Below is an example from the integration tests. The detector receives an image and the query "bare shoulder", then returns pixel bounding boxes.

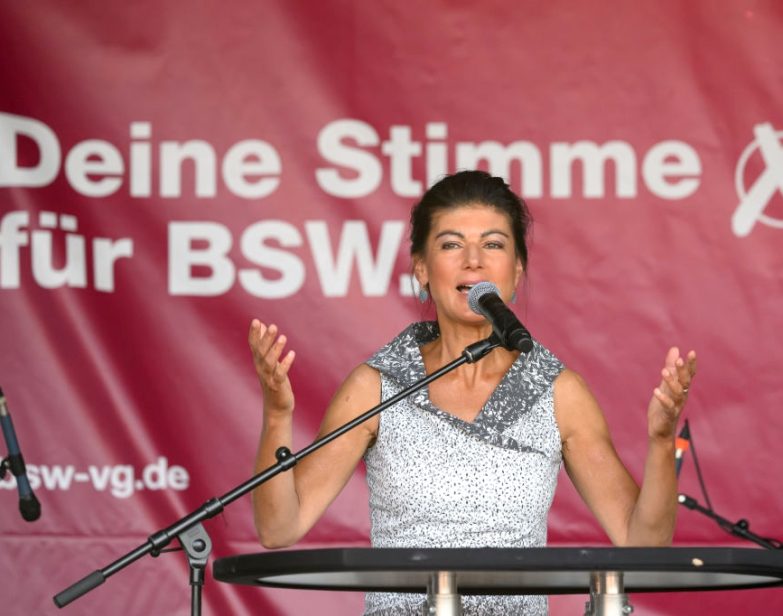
[334,363,381,408]
[553,368,595,411]
[321,363,382,438]
[342,362,381,391]
[553,368,609,443]
[554,367,589,395]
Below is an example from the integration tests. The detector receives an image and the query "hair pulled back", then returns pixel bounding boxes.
[409,170,532,269]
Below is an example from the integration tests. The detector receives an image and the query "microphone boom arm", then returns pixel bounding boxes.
[53,333,502,611]
[678,493,782,550]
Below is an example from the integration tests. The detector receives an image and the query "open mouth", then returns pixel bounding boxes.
[456,284,477,294]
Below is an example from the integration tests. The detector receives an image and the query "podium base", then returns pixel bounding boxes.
[584,571,634,616]
[425,571,462,616]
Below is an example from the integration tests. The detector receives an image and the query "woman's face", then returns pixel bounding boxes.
[413,203,523,326]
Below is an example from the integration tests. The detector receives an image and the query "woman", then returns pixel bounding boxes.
[249,170,697,615]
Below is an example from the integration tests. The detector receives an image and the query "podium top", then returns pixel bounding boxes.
[213,547,783,595]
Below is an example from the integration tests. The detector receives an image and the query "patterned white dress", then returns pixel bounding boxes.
[363,322,564,615]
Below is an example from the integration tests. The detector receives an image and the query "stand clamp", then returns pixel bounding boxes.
[584,571,634,616]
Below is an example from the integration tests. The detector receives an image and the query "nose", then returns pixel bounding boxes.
[463,244,482,269]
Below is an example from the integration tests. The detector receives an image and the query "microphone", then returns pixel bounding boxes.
[675,420,691,478]
[0,387,41,522]
[467,282,533,353]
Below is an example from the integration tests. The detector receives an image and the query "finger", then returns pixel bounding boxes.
[664,346,679,372]
[255,323,281,359]
[248,318,264,346]
[249,319,271,352]
[259,332,288,375]
[249,322,268,367]
[653,387,679,416]
[272,350,296,382]
[269,333,288,364]
[251,325,283,372]
[675,350,697,392]
[660,367,685,400]
[686,350,697,376]
[673,357,690,393]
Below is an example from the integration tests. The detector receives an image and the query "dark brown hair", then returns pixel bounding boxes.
[409,170,532,269]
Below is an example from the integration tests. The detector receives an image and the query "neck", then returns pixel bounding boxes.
[425,319,519,375]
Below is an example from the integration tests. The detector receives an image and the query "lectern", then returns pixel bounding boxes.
[213,547,783,615]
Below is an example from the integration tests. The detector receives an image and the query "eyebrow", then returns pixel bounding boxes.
[434,229,511,240]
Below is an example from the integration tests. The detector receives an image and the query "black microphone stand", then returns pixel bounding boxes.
[676,418,782,550]
[53,333,503,613]
[678,494,782,550]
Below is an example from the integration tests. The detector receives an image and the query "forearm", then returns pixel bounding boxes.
[625,347,696,545]
[625,436,677,546]
[252,412,304,548]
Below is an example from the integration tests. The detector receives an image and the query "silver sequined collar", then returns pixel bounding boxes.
[367,322,564,453]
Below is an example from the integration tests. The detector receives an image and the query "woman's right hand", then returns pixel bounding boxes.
[248,318,380,548]
[248,319,296,415]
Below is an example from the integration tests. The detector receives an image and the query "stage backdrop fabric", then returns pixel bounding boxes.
[1,1,782,614]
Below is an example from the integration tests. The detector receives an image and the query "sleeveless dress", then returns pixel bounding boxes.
[363,322,565,615]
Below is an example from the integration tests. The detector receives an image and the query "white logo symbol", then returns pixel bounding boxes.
[733,123,783,237]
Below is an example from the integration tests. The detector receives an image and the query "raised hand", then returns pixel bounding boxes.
[248,319,296,415]
[648,347,697,439]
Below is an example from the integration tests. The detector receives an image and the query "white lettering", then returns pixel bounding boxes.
[1,210,133,291]
[305,220,405,297]
[382,125,422,197]
[168,222,235,295]
[643,141,701,199]
[0,115,706,202]
[316,119,382,198]
[93,238,134,292]
[0,211,30,288]
[167,465,189,490]
[0,112,61,187]
[425,122,449,187]
[142,457,169,490]
[160,141,217,198]
[88,466,113,491]
[456,140,544,198]
[2,461,190,496]
[38,465,76,491]
[31,223,87,289]
[129,121,152,197]
[111,465,134,498]
[239,221,305,298]
[551,141,637,198]
[222,140,282,198]
[64,140,124,197]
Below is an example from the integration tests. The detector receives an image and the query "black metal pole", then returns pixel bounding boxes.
[678,493,782,550]
[53,333,503,609]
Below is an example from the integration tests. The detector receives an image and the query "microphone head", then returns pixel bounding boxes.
[467,281,499,315]
[20,495,41,522]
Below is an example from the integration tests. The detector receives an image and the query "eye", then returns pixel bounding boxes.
[484,240,505,249]
[440,241,462,250]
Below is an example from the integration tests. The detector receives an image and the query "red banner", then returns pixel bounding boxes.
[2,1,782,614]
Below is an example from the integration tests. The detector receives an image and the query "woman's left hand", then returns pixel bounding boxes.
[648,347,697,439]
